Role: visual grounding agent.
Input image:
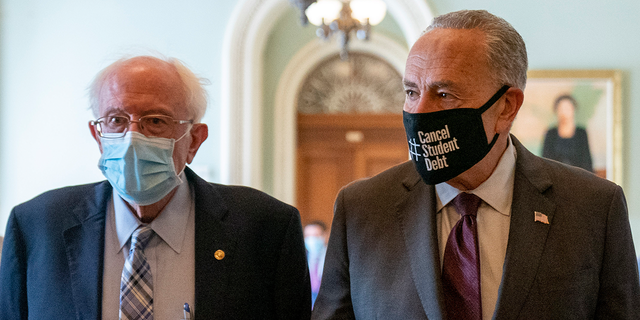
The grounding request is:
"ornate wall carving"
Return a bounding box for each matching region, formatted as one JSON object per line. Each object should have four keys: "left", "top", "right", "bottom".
{"left": 298, "top": 53, "right": 405, "bottom": 114}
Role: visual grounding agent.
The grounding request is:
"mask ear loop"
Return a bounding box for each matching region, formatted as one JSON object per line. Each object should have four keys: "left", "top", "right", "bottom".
{"left": 478, "top": 85, "right": 510, "bottom": 152}
{"left": 175, "top": 123, "right": 194, "bottom": 142}
{"left": 172, "top": 123, "right": 195, "bottom": 180}
{"left": 486, "top": 132, "right": 500, "bottom": 150}
{"left": 477, "top": 85, "right": 510, "bottom": 113}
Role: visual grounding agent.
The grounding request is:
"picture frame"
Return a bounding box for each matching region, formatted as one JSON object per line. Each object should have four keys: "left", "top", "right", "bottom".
{"left": 511, "top": 70, "right": 622, "bottom": 184}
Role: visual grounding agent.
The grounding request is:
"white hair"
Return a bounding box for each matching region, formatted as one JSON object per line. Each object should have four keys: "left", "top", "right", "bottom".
{"left": 425, "top": 10, "right": 528, "bottom": 90}
{"left": 88, "top": 54, "right": 210, "bottom": 122}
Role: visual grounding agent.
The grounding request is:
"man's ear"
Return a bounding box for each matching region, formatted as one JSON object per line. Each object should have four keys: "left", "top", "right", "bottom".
{"left": 89, "top": 122, "right": 103, "bottom": 153}
{"left": 186, "top": 123, "right": 209, "bottom": 164}
{"left": 495, "top": 87, "right": 524, "bottom": 133}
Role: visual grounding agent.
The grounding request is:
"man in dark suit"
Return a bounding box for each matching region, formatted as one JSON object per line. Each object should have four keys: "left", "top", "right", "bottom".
{"left": 312, "top": 10, "right": 640, "bottom": 319}
{"left": 0, "top": 55, "right": 311, "bottom": 319}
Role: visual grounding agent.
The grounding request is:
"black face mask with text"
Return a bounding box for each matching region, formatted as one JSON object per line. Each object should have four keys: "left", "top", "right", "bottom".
{"left": 403, "top": 85, "right": 510, "bottom": 185}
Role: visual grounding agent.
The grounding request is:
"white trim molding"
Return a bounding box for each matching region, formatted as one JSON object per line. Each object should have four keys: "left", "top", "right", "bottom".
{"left": 221, "top": 0, "right": 290, "bottom": 187}
{"left": 221, "top": 0, "right": 434, "bottom": 190}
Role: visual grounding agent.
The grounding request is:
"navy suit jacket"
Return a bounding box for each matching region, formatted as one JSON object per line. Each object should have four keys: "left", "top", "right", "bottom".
{"left": 0, "top": 168, "right": 311, "bottom": 319}
{"left": 312, "top": 136, "right": 640, "bottom": 319}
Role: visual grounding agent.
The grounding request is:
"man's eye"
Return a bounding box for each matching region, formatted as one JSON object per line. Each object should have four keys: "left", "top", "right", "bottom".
{"left": 109, "top": 117, "right": 128, "bottom": 125}
{"left": 405, "top": 90, "right": 418, "bottom": 98}
{"left": 437, "top": 92, "right": 449, "bottom": 98}
{"left": 148, "top": 117, "right": 165, "bottom": 125}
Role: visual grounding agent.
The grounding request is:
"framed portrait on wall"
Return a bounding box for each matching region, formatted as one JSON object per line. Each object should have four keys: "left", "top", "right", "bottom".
{"left": 511, "top": 70, "right": 622, "bottom": 184}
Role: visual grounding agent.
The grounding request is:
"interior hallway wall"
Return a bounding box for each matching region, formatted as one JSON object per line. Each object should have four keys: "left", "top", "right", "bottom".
{"left": 0, "top": 0, "right": 237, "bottom": 234}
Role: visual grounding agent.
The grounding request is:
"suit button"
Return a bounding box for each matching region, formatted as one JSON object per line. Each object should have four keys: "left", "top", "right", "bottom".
{"left": 215, "top": 249, "right": 225, "bottom": 260}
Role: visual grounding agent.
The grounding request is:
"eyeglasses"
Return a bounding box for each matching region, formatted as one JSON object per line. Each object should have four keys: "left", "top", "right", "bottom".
{"left": 90, "top": 114, "right": 194, "bottom": 139}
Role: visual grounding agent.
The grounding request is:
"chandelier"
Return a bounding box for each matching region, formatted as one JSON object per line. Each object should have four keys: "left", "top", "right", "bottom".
{"left": 290, "top": 0, "right": 387, "bottom": 60}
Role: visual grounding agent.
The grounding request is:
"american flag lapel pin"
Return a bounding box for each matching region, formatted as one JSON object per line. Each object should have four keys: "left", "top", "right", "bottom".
{"left": 534, "top": 211, "right": 549, "bottom": 225}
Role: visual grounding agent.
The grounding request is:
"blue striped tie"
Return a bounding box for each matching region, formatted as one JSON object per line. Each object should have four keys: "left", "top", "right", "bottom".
{"left": 120, "top": 225, "right": 154, "bottom": 320}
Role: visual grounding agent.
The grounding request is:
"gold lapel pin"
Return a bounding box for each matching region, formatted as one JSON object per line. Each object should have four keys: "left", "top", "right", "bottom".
{"left": 214, "top": 249, "right": 225, "bottom": 260}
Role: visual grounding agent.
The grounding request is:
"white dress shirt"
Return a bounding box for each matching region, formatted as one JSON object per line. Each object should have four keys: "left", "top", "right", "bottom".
{"left": 436, "top": 137, "right": 517, "bottom": 320}
{"left": 102, "top": 172, "right": 196, "bottom": 319}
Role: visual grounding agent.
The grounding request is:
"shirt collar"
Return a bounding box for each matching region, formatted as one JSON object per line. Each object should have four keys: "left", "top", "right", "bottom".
{"left": 436, "top": 136, "right": 517, "bottom": 216}
{"left": 114, "top": 171, "right": 192, "bottom": 253}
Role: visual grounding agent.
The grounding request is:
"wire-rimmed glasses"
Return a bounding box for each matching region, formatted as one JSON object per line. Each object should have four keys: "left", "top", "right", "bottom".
{"left": 90, "top": 114, "right": 194, "bottom": 139}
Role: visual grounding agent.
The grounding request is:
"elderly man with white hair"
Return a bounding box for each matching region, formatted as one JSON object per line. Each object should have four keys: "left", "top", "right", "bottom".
{"left": 0, "top": 55, "right": 311, "bottom": 319}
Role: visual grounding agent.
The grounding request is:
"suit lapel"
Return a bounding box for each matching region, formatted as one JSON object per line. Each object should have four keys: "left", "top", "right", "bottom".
{"left": 396, "top": 166, "right": 445, "bottom": 320}
{"left": 62, "top": 182, "right": 111, "bottom": 320}
{"left": 188, "top": 169, "right": 239, "bottom": 318}
{"left": 494, "top": 137, "right": 556, "bottom": 319}
{"left": 61, "top": 170, "right": 237, "bottom": 319}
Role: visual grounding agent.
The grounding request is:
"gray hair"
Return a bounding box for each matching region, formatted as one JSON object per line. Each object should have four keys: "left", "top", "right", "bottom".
{"left": 88, "top": 55, "right": 209, "bottom": 122}
{"left": 425, "top": 10, "right": 528, "bottom": 90}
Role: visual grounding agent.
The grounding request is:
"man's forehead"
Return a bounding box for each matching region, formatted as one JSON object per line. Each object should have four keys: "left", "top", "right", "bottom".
{"left": 304, "top": 224, "right": 325, "bottom": 233}
{"left": 98, "top": 59, "right": 187, "bottom": 115}
{"left": 403, "top": 28, "right": 489, "bottom": 84}
{"left": 414, "top": 28, "right": 486, "bottom": 48}
{"left": 106, "top": 61, "right": 181, "bottom": 92}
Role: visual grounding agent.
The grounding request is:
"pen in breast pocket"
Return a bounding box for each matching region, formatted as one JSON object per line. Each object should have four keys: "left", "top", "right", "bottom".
{"left": 184, "top": 302, "right": 191, "bottom": 320}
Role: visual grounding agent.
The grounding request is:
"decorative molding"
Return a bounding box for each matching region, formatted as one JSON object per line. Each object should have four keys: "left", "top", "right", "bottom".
{"left": 221, "top": 0, "right": 434, "bottom": 191}
{"left": 221, "top": 0, "right": 289, "bottom": 187}
{"left": 385, "top": 0, "right": 433, "bottom": 45}
{"left": 297, "top": 52, "right": 405, "bottom": 114}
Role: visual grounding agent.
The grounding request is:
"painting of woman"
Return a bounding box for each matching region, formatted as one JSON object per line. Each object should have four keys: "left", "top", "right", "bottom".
{"left": 542, "top": 94, "right": 593, "bottom": 172}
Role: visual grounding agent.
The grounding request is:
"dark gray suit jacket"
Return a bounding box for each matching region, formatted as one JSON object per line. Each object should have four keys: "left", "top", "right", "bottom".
{"left": 312, "top": 136, "right": 640, "bottom": 319}
{"left": 0, "top": 167, "right": 311, "bottom": 319}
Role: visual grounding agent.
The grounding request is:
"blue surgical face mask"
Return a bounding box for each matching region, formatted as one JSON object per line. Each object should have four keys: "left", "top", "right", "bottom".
{"left": 304, "top": 236, "right": 326, "bottom": 256}
{"left": 98, "top": 131, "right": 184, "bottom": 206}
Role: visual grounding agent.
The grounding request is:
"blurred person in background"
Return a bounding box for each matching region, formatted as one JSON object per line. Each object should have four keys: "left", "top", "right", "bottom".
{"left": 304, "top": 221, "right": 328, "bottom": 308}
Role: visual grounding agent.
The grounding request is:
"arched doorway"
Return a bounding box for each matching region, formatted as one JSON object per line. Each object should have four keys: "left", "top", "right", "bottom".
{"left": 273, "top": 34, "right": 409, "bottom": 205}
{"left": 295, "top": 52, "right": 408, "bottom": 226}
{"left": 221, "top": 0, "right": 434, "bottom": 194}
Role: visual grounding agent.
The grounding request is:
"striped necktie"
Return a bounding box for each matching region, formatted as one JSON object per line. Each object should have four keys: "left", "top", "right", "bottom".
{"left": 442, "top": 192, "right": 482, "bottom": 320}
{"left": 120, "top": 225, "right": 155, "bottom": 320}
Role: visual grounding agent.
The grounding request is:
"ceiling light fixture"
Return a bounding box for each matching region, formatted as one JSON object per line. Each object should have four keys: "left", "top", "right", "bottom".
{"left": 290, "top": 0, "right": 387, "bottom": 60}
